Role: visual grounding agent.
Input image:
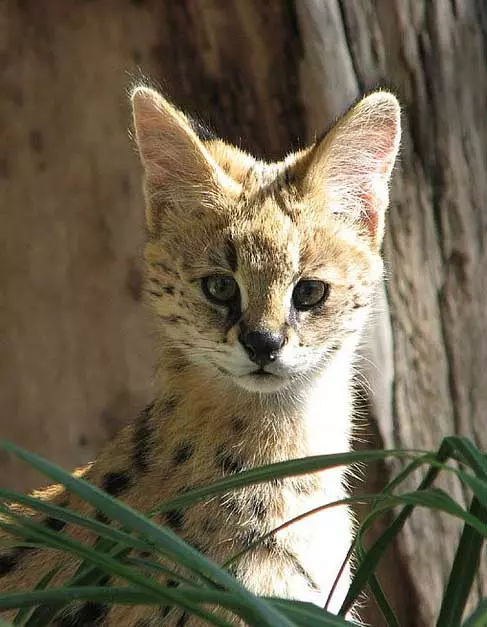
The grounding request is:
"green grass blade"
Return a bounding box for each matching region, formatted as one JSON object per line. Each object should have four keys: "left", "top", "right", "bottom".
{"left": 462, "top": 599, "right": 487, "bottom": 627}
{"left": 444, "top": 437, "right": 487, "bottom": 478}
{"left": 12, "top": 568, "right": 61, "bottom": 626}
{"left": 0, "top": 587, "right": 235, "bottom": 627}
{"left": 156, "top": 449, "right": 424, "bottom": 515}
{"left": 366, "top": 573, "right": 399, "bottom": 627}
{"left": 0, "top": 586, "right": 358, "bottom": 626}
{"left": 436, "top": 497, "right": 487, "bottom": 626}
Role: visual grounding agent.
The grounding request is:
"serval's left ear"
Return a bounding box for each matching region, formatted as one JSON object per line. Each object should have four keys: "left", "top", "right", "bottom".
{"left": 296, "top": 91, "right": 401, "bottom": 250}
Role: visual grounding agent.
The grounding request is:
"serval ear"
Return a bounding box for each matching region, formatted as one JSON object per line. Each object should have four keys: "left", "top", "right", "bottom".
{"left": 131, "top": 87, "right": 237, "bottom": 236}
{"left": 295, "top": 91, "right": 401, "bottom": 249}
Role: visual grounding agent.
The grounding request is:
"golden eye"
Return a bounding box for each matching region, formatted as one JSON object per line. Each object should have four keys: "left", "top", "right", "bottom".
{"left": 202, "top": 275, "right": 238, "bottom": 304}
{"left": 292, "top": 280, "right": 329, "bottom": 310}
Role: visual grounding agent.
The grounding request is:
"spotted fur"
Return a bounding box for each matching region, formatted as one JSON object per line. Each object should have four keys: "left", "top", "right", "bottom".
{"left": 0, "top": 87, "right": 401, "bottom": 625}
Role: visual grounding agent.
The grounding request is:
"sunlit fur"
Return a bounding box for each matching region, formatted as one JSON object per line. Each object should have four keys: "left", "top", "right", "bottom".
{"left": 0, "top": 87, "right": 400, "bottom": 626}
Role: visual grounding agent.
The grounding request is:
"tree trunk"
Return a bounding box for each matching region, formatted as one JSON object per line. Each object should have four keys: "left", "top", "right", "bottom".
{"left": 1, "top": 1, "right": 486, "bottom": 624}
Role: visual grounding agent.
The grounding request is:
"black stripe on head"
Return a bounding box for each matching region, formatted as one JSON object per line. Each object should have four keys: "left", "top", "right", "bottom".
{"left": 224, "top": 240, "right": 238, "bottom": 272}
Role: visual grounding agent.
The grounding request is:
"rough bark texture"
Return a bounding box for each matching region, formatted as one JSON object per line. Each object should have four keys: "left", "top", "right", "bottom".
{"left": 1, "top": 1, "right": 486, "bottom": 625}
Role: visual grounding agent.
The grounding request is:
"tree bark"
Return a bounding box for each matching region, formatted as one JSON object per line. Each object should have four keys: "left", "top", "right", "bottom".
{"left": 1, "top": 1, "right": 486, "bottom": 624}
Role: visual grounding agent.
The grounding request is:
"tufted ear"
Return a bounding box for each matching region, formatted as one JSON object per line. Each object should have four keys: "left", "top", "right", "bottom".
{"left": 131, "top": 87, "right": 236, "bottom": 235}
{"left": 298, "top": 91, "right": 401, "bottom": 249}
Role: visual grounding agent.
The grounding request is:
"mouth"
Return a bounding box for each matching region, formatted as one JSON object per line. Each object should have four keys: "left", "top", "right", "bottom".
{"left": 235, "top": 368, "right": 288, "bottom": 393}
{"left": 251, "top": 367, "right": 274, "bottom": 377}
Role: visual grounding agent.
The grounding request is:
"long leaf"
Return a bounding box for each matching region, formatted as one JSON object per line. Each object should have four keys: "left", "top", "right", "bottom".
{"left": 436, "top": 497, "right": 487, "bottom": 626}
{"left": 463, "top": 599, "right": 487, "bottom": 627}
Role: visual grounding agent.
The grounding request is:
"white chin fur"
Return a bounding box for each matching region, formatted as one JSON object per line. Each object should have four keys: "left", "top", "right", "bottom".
{"left": 233, "top": 373, "right": 289, "bottom": 393}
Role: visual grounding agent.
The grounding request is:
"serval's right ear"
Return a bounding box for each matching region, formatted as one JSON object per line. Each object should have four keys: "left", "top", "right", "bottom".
{"left": 131, "top": 87, "right": 237, "bottom": 235}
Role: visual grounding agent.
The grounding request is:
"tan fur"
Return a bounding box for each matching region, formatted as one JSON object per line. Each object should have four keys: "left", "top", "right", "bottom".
{"left": 0, "top": 87, "right": 400, "bottom": 625}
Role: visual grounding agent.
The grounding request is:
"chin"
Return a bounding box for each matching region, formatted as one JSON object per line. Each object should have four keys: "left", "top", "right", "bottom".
{"left": 233, "top": 373, "right": 289, "bottom": 393}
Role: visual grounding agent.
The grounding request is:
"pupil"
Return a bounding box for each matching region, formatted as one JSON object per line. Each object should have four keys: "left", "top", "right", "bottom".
{"left": 218, "top": 279, "right": 229, "bottom": 293}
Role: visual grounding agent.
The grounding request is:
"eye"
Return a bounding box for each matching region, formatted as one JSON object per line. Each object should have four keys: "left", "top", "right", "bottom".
{"left": 292, "top": 280, "right": 329, "bottom": 311}
{"left": 202, "top": 275, "right": 238, "bottom": 304}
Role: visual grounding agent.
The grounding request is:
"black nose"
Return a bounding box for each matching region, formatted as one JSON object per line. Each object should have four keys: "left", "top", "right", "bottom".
{"left": 238, "top": 327, "right": 286, "bottom": 366}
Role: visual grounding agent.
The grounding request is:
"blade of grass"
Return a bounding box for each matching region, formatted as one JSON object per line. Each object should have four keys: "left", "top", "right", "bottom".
{"left": 12, "top": 568, "right": 61, "bottom": 626}
{"left": 436, "top": 497, "right": 487, "bottom": 626}
{"left": 156, "top": 449, "right": 426, "bottom": 515}
{"left": 0, "top": 587, "right": 235, "bottom": 627}
{"left": 1, "top": 586, "right": 358, "bottom": 627}
{"left": 365, "top": 573, "right": 399, "bottom": 627}
{"left": 462, "top": 599, "right": 487, "bottom": 627}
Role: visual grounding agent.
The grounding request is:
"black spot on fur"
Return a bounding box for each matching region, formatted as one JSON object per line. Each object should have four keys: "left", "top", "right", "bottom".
{"left": 167, "top": 579, "right": 179, "bottom": 588}
{"left": 163, "top": 285, "right": 175, "bottom": 295}
{"left": 172, "top": 441, "right": 194, "bottom": 465}
{"left": 44, "top": 517, "right": 67, "bottom": 532}
{"left": 0, "top": 548, "right": 31, "bottom": 577}
{"left": 160, "top": 605, "right": 170, "bottom": 618}
{"left": 159, "top": 314, "right": 186, "bottom": 324}
{"left": 161, "top": 395, "right": 179, "bottom": 414}
{"left": 216, "top": 445, "right": 244, "bottom": 474}
{"left": 101, "top": 470, "right": 132, "bottom": 496}
{"left": 95, "top": 510, "right": 110, "bottom": 525}
{"left": 55, "top": 602, "right": 108, "bottom": 626}
{"left": 133, "top": 404, "right": 153, "bottom": 473}
{"left": 176, "top": 612, "right": 189, "bottom": 626}
{"left": 166, "top": 510, "right": 184, "bottom": 531}
{"left": 138, "top": 550, "right": 152, "bottom": 559}
{"left": 231, "top": 416, "right": 246, "bottom": 433}
{"left": 224, "top": 240, "right": 238, "bottom": 272}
